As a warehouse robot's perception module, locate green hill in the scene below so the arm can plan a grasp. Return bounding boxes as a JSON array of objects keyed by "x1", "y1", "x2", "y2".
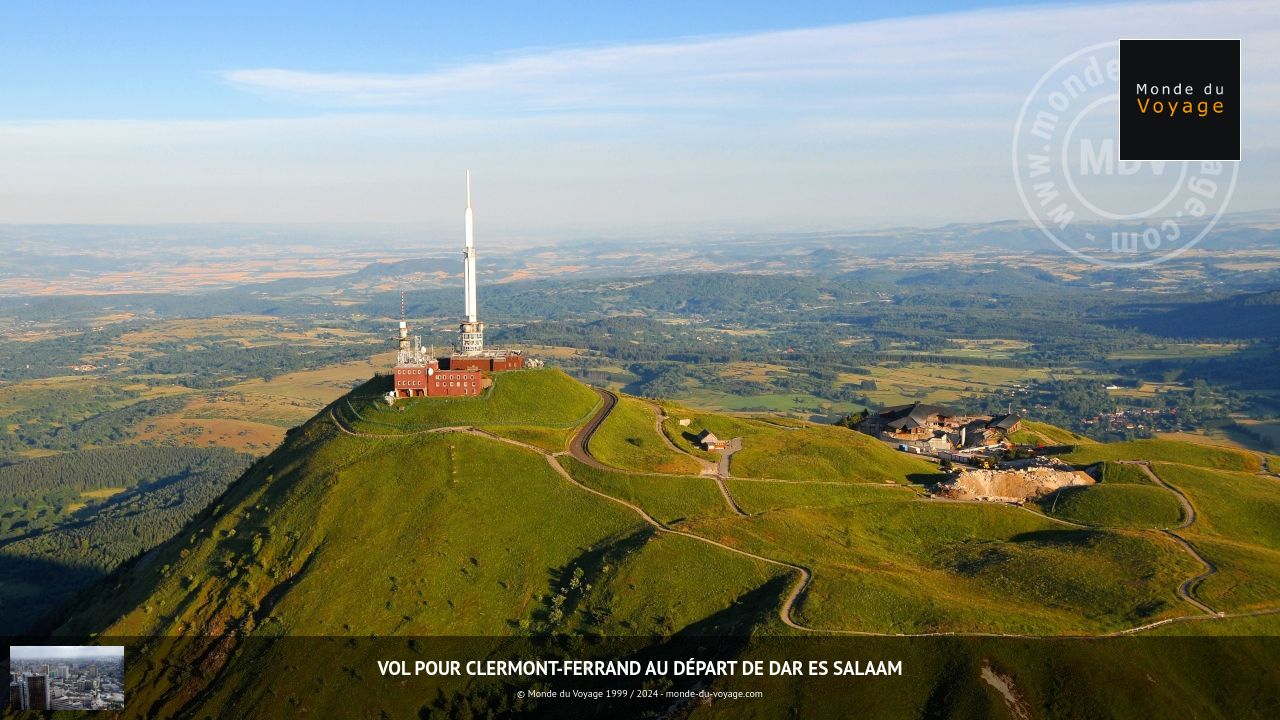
[
  {"x1": 1038, "y1": 484, "x2": 1186, "y2": 529},
  {"x1": 588, "y1": 395, "x2": 703, "y2": 475},
  {"x1": 43, "y1": 370, "x2": 1280, "y2": 718},
  {"x1": 660, "y1": 404, "x2": 940, "y2": 483},
  {"x1": 1063, "y1": 438, "x2": 1261, "y2": 472}
]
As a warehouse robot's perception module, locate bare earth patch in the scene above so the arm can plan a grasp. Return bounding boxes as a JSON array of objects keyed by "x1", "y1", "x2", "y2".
[{"x1": 934, "y1": 459, "x2": 1095, "y2": 503}]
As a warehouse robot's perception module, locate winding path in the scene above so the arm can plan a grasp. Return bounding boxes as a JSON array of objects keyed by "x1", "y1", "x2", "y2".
[
  {"x1": 567, "y1": 388, "x2": 617, "y2": 471},
  {"x1": 714, "y1": 438, "x2": 749, "y2": 517},
  {"x1": 648, "y1": 402, "x2": 719, "y2": 477},
  {"x1": 1118, "y1": 461, "x2": 1222, "y2": 616},
  {"x1": 328, "y1": 396, "x2": 1276, "y2": 638}
]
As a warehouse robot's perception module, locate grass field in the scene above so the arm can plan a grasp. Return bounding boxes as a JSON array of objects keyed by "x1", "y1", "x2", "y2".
[
  {"x1": 1063, "y1": 439, "x2": 1261, "y2": 473},
  {"x1": 480, "y1": 425, "x2": 574, "y2": 453},
  {"x1": 230, "y1": 352, "x2": 393, "y2": 406},
  {"x1": 1153, "y1": 463, "x2": 1280, "y2": 612},
  {"x1": 663, "y1": 409, "x2": 940, "y2": 483},
  {"x1": 940, "y1": 338, "x2": 1032, "y2": 358},
  {"x1": 845, "y1": 362, "x2": 1085, "y2": 407},
  {"x1": 1141, "y1": 612, "x2": 1280, "y2": 635},
  {"x1": 80, "y1": 486, "x2": 127, "y2": 500},
  {"x1": 1038, "y1": 484, "x2": 1185, "y2": 529},
  {"x1": 1107, "y1": 381, "x2": 1189, "y2": 399},
  {"x1": 678, "y1": 388, "x2": 860, "y2": 416},
  {"x1": 561, "y1": 456, "x2": 730, "y2": 525},
  {"x1": 588, "y1": 396, "x2": 702, "y2": 475},
  {"x1": 1010, "y1": 420, "x2": 1094, "y2": 446},
  {"x1": 133, "y1": 416, "x2": 285, "y2": 454},
  {"x1": 1100, "y1": 461, "x2": 1154, "y2": 484},
  {"x1": 1154, "y1": 465, "x2": 1280, "y2": 550},
  {"x1": 724, "y1": 479, "x2": 918, "y2": 514},
  {"x1": 1105, "y1": 343, "x2": 1243, "y2": 361},
  {"x1": 681, "y1": 485, "x2": 1197, "y2": 634}
]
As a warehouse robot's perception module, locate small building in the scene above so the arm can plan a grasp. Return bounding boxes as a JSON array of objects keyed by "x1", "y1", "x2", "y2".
[
  {"x1": 987, "y1": 414, "x2": 1023, "y2": 433},
  {"x1": 696, "y1": 429, "x2": 728, "y2": 451}
]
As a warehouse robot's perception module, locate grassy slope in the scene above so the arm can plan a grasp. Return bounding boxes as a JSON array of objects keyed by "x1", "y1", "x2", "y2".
[
  {"x1": 588, "y1": 395, "x2": 701, "y2": 475},
  {"x1": 561, "y1": 456, "x2": 729, "y2": 525},
  {"x1": 346, "y1": 368, "x2": 599, "y2": 433},
  {"x1": 1141, "y1": 613, "x2": 1280, "y2": 635},
  {"x1": 662, "y1": 407, "x2": 940, "y2": 483},
  {"x1": 694, "y1": 482, "x2": 1197, "y2": 634},
  {"x1": 726, "y1": 480, "x2": 920, "y2": 515},
  {"x1": 479, "y1": 424, "x2": 574, "y2": 453},
  {"x1": 1154, "y1": 463, "x2": 1280, "y2": 611},
  {"x1": 1064, "y1": 439, "x2": 1260, "y2": 473},
  {"x1": 61, "y1": 421, "x2": 777, "y2": 639},
  {"x1": 1038, "y1": 484, "x2": 1185, "y2": 529},
  {"x1": 1100, "y1": 461, "x2": 1154, "y2": 484},
  {"x1": 1014, "y1": 420, "x2": 1094, "y2": 445},
  {"x1": 55, "y1": 405, "x2": 782, "y2": 718}
]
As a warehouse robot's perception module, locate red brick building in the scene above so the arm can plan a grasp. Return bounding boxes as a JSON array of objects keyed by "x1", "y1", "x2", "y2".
[
  {"x1": 441, "y1": 351, "x2": 525, "y2": 372},
  {"x1": 393, "y1": 360, "x2": 482, "y2": 398}
]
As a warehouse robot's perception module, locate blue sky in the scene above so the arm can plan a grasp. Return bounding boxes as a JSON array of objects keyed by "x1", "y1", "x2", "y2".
[
  {"x1": 1, "y1": 0, "x2": 1071, "y2": 120},
  {"x1": 1, "y1": 0, "x2": 1276, "y2": 233}
]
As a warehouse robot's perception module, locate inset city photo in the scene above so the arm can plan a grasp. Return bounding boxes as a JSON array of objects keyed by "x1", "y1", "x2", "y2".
[{"x1": 8, "y1": 646, "x2": 124, "y2": 711}]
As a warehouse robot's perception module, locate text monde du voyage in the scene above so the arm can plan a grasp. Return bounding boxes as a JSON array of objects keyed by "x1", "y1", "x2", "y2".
[{"x1": 1134, "y1": 82, "x2": 1228, "y2": 118}]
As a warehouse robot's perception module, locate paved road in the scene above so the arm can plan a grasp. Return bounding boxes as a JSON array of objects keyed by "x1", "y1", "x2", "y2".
[
  {"x1": 329, "y1": 397, "x2": 1277, "y2": 637},
  {"x1": 567, "y1": 388, "x2": 617, "y2": 471},
  {"x1": 715, "y1": 438, "x2": 749, "y2": 517}
]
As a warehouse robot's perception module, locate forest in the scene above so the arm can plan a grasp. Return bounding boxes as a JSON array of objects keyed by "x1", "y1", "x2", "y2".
[{"x1": 0, "y1": 446, "x2": 250, "y2": 634}]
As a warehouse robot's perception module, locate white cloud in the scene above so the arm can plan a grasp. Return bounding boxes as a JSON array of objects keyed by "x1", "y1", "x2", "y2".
[
  {"x1": 2, "y1": 0, "x2": 1277, "y2": 228},
  {"x1": 220, "y1": 0, "x2": 1280, "y2": 117}
]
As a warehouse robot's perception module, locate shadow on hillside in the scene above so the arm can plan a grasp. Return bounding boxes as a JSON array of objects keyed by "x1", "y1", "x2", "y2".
[
  {"x1": 1008, "y1": 528, "x2": 1102, "y2": 546},
  {"x1": 906, "y1": 471, "x2": 948, "y2": 487},
  {"x1": 1038, "y1": 485, "x2": 1090, "y2": 507},
  {"x1": 533, "y1": 527, "x2": 657, "y2": 631},
  {"x1": 0, "y1": 553, "x2": 103, "y2": 635},
  {"x1": 673, "y1": 573, "x2": 791, "y2": 637}
]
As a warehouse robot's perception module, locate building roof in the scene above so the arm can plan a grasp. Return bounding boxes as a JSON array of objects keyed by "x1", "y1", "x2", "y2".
[
  {"x1": 988, "y1": 414, "x2": 1022, "y2": 430},
  {"x1": 877, "y1": 402, "x2": 959, "y2": 430},
  {"x1": 696, "y1": 430, "x2": 720, "y2": 444}
]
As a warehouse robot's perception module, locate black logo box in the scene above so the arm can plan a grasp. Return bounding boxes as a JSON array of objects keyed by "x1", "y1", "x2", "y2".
[{"x1": 1120, "y1": 39, "x2": 1240, "y2": 161}]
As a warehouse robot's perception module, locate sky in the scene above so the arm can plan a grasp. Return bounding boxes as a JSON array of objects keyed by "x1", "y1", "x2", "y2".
[
  {"x1": 1, "y1": 0, "x2": 1277, "y2": 237},
  {"x1": 10, "y1": 646, "x2": 123, "y2": 661}
]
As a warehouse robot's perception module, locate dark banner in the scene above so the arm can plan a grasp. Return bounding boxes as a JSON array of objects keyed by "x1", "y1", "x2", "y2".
[{"x1": 5, "y1": 634, "x2": 1279, "y2": 718}]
